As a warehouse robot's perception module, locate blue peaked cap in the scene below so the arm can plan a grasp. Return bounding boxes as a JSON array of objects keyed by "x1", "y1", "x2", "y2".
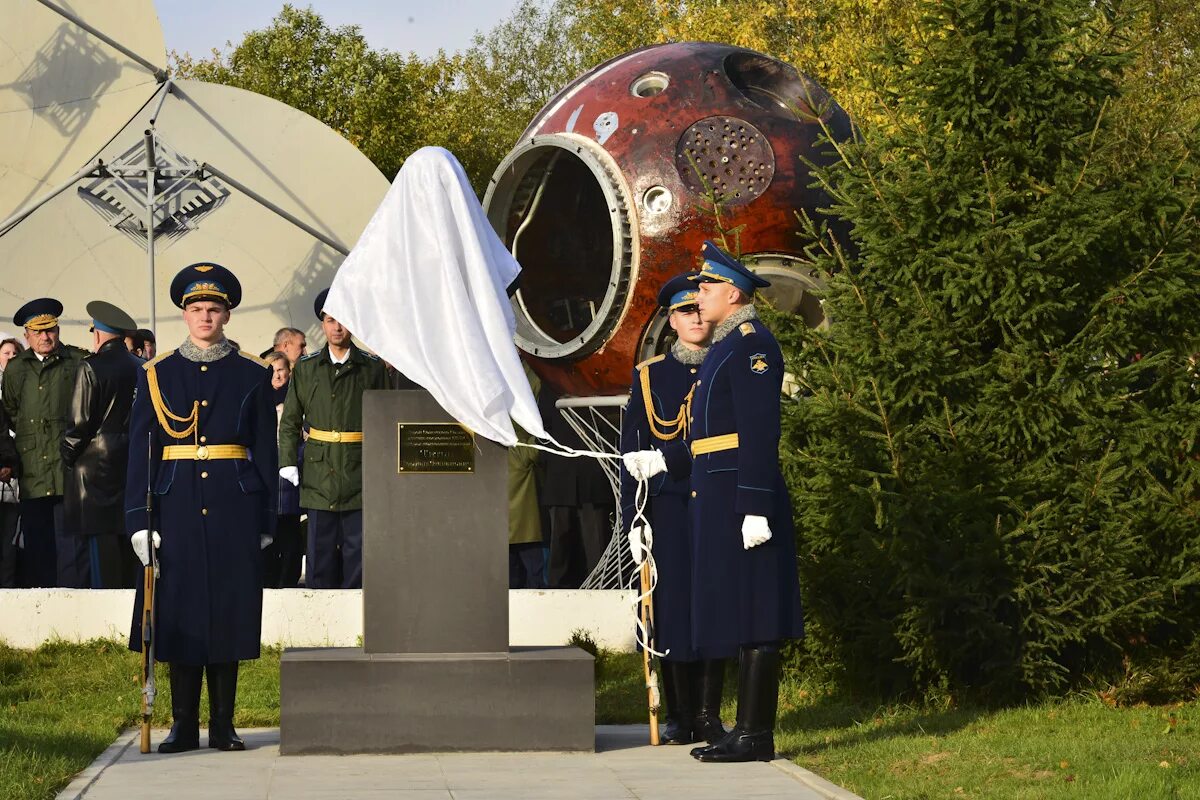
[
  {"x1": 169, "y1": 262, "x2": 242, "y2": 309},
  {"x1": 692, "y1": 240, "x2": 770, "y2": 294},
  {"x1": 656, "y1": 272, "x2": 701, "y2": 310}
]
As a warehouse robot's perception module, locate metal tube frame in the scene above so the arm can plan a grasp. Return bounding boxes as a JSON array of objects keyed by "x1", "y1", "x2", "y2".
[
  {"x1": 143, "y1": 130, "x2": 157, "y2": 337},
  {"x1": 200, "y1": 162, "x2": 351, "y2": 256},
  {"x1": 0, "y1": 160, "x2": 106, "y2": 237}
]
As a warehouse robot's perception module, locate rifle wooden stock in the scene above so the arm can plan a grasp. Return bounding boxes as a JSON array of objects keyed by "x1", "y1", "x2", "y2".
[
  {"x1": 139, "y1": 431, "x2": 157, "y2": 754},
  {"x1": 139, "y1": 561, "x2": 155, "y2": 753},
  {"x1": 640, "y1": 560, "x2": 660, "y2": 745}
]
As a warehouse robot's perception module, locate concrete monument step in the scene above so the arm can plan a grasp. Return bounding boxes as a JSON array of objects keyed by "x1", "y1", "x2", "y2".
[{"x1": 57, "y1": 726, "x2": 864, "y2": 800}]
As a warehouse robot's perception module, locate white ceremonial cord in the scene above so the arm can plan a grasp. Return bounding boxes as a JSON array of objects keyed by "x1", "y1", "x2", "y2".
[
  {"x1": 521, "y1": 435, "x2": 621, "y2": 460},
  {"x1": 630, "y1": 476, "x2": 669, "y2": 659},
  {"x1": 513, "y1": 435, "x2": 663, "y2": 659}
]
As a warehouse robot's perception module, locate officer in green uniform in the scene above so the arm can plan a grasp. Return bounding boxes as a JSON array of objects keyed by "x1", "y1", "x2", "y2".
[
  {"x1": 2, "y1": 298, "x2": 89, "y2": 587},
  {"x1": 278, "y1": 288, "x2": 387, "y2": 588}
]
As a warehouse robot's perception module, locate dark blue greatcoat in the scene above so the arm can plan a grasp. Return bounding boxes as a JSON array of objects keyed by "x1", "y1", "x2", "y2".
[
  {"x1": 664, "y1": 316, "x2": 804, "y2": 651},
  {"x1": 125, "y1": 347, "x2": 277, "y2": 665},
  {"x1": 620, "y1": 350, "x2": 716, "y2": 662}
]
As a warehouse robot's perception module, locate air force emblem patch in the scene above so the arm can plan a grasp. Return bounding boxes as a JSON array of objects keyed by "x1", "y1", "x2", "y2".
[{"x1": 750, "y1": 353, "x2": 769, "y2": 375}]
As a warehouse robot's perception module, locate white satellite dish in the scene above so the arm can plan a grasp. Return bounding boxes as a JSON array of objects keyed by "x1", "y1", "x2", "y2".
[
  {"x1": 0, "y1": 2, "x2": 389, "y2": 353},
  {"x1": 0, "y1": 0, "x2": 166, "y2": 221}
]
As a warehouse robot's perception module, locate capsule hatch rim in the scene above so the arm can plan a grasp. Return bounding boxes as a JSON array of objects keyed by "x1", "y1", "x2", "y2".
[{"x1": 483, "y1": 132, "x2": 637, "y2": 361}]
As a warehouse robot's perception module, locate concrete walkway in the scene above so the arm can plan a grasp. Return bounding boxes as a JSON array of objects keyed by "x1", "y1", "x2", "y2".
[{"x1": 58, "y1": 727, "x2": 862, "y2": 800}]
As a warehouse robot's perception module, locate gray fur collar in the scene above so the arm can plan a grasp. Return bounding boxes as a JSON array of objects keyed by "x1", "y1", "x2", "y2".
[
  {"x1": 712, "y1": 305, "x2": 758, "y2": 343},
  {"x1": 671, "y1": 339, "x2": 708, "y2": 365},
  {"x1": 178, "y1": 337, "x2": 233, "y2": 363}
]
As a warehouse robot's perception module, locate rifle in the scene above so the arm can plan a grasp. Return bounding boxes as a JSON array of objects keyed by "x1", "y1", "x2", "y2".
[
  {"x1": 639, "y1": 556, "x2": 661, "y2": 745},
  {"x1": 139, "y1": 432, "x2": 157, "y2": 754}
]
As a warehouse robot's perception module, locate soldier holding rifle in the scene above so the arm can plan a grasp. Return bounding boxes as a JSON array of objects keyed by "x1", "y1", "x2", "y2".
[
  {"x1": 624, "y1": 242, "x2": 804, "y2": 763},
  {"x1": 126, "y1": 263, "x2": 277, "y2": 753},
  {"x1": 619, "y1": 273, "x2": 730, "y2": 746}
]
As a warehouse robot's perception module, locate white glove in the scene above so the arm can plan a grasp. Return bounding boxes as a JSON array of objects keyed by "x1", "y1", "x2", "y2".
[
  {"x1": 627, "y1": 524, "x2": 653, "y2": 565},
  {"x1": 279, "y1": 466, "x2": 300, "y2": 486},
  {"x1": 622, "y1": 449, "x2": 667, "y2": 481},
  {"x1": 260, "y1": 534, "x2": 273, "y2": 550},
  {"x1": 130, "y1": 529, "x2": 161, "y2": 566},
  {"x1": 741, "y1": 515, "x2": 772, "y2": 550}
]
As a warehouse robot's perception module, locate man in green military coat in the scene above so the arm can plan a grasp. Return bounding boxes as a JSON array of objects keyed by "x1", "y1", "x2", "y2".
[
  {"x1": 278, "y1": 289, "x2": 387, "y2": 588},
  {"x1": 1, "y1": 298, "x2": 89, "y2": 587}
]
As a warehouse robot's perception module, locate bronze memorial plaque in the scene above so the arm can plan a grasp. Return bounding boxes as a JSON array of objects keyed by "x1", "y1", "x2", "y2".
[{"x1": 397, "y1": 423, "x2": 475, "y2": 473}]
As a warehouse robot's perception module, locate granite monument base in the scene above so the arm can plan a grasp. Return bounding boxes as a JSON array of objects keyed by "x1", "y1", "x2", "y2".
[
  {"x1": 279, "y1": 391, "x2": 596, "y2": 754},
  {"x1": 279, "y1": 645, "x2": 594, "y2": 754}
]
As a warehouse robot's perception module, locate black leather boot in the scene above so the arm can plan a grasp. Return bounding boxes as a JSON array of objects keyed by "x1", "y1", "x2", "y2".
[
  {"x1": 691, "y1": 659, "x2": 727, "y2": 744},
  {"x1": 158, "y1": 663, "x2": 202, "y2": 753},
  {"x1": 692, "y1": 651, "x2": 748, "y2": 758},
  {"x1": 659, "y1": 660, "x2": 696, "y2": 744},
  {"x1": 695, "y1": 645, "x2": 780, "y2": 763},
  {"x1": 206, "y1": 662, "x2": 246, "y2": 751}
]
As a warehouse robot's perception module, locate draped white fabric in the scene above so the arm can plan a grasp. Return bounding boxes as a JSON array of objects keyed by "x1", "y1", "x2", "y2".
[{"x1": 323, "y1": 146, "x2": 548, "y2": 446}]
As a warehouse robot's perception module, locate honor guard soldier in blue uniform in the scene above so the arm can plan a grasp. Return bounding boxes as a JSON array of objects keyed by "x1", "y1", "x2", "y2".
[
  {"x1": 278, "y1": 288, "x2": 387, "y2": 589},
  {"x1": 624, "y1": 241, "x2": 804, "y2": 763},
  {"x1": 2, "y1": 298, "x2": 89, "y2": 587},
  {"x1": 126, "y1": 263, "x2": 277, "y2": 753},
  {"x1": 619, "y1": 274, "x2": 731, "y2": 746}
]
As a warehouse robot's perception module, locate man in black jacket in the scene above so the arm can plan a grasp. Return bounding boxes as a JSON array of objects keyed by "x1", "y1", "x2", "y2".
[{"x1": 61, "y1": 302, "x2": 143, "y2": 588}]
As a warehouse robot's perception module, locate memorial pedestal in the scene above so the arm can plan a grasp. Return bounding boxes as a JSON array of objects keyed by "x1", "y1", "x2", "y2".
[{"x1": 279, "y1": 391, "x2": 595, "y2": 754}]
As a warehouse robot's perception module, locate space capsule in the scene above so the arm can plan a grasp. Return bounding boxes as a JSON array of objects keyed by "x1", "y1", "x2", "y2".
[{"x1": 483, "y1": 41, "x2": 852, "y2": 397}]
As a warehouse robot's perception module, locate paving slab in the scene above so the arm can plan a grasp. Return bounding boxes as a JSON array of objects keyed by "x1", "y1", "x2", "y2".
[{"x1": 58, "y1": 726, "x2": 864, "y2": 800}]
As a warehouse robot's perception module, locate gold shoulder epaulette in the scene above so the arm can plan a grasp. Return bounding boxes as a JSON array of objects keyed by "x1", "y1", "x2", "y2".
[
  {"x1": 635, "y1": 354, "x2": 666, "y2": 370},
  {"x1": 739, "y1": 322, "x2": 756, "y2": 336},
  {"x1": 141, "y1": 349, "x2": 175, "y2": 370},
  {"x1": 238, "y1": 350, "x2": 269, "y2": 368}
]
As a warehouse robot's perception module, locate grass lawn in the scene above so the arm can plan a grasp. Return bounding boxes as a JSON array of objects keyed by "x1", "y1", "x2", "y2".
[{"x1": 2, "y1": 640, "x2": 1196, "y2": 800}]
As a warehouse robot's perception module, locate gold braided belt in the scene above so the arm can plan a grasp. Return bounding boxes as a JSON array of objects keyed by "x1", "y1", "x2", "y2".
[
  {"x1": 162, "y1": 444, "x2": 249, "y2": 461},
  {"x1": 308, "y1": 428, "x2": 363, "y2": 443},
  {"x1": 691, "y1": 433, "x2": 739, "y2": 456}
]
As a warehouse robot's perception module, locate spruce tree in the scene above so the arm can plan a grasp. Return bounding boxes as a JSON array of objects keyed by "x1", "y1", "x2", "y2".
[{"x1": 781, "y1": 0, "x2": 1200, "y2": 699}]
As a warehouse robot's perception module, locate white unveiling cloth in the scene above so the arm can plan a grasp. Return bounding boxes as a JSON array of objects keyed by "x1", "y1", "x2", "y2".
[{"x1": 324, "y1": 146, "x2": 549, "y2": 447}]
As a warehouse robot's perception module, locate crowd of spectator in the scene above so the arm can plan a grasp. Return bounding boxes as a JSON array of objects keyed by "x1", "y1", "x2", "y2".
[{"x1": 1, "y1": 311, "x2": 612, "y2": 592}]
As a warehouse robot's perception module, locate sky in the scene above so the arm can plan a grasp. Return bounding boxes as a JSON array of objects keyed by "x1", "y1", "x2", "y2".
[{"x1": 155, "y1": 0, "x2": 526, "y2": 59}]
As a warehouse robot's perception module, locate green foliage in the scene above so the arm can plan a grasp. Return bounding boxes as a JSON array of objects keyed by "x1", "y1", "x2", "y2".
[
  {"x1": 170, "y1": 1, "x2": 578, "y2": 191},
  {"x1": 171, "y1": 5, "x2": 458, "y2": 181},
  {"x1": 782, "y1": 0, "x2": 1200, "y2": 700}
]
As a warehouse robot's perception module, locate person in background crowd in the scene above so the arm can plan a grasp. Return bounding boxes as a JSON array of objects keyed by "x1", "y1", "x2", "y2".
[
  {"x1": 619, "y1": 273, "x2": 729, "y2": 747},
  {"x1": 138, "y1": 329, "x2": 156, "y2": 360},
  {"x1": 125, "y1": 328, "x2": 156, "y2": 360},
  {"x1": 278, "y1": 289, "x2": 387, "y2": 589},
  {"x1": 538, "y1": 387, "x2": 614, "y2": 589},
  {"x1": 126, "y1": 262, "x2": 276, "y2": 753},
  {"x1": 0, "y1": 337, "x2": 23, "y2": 377},
  {"x1": 0, "y1": 400, "x2": 18, "y2": 588},
  {"x1": 61, "y1": 301, "x2": 143, "y2": 589},
  {"x1": 0, "y1": 336, "x2": 21, "y2": 587},
  {"x1": 509, "y1": 363, "x2": 545, "y2": 589},
  {"x1": 267, "y1": 327, "x2": 307, "y2": 367},
  {"x1": 2, "y1": 299, "x2": 89, "y2": 587},
  {"x1": 262, "y1": 351, "x2": 303, "y2": 589}
]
